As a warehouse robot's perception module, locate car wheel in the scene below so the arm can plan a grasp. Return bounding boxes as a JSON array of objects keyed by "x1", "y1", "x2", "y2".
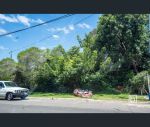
[{"x1": 7, "y1": 93, "x2": 13, "y2": 101}]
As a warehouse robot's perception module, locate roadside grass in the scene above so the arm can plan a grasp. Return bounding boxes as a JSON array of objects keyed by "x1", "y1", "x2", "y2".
[
  {"x1": 92, "y1": 93, "x2": 147, "y2": 101},
  {"x1": 30, "y1": 92, "x2": 148, "y2": 102},
  {"x1": 30, "y1": 92, "x2": 75, "y2": 98}
]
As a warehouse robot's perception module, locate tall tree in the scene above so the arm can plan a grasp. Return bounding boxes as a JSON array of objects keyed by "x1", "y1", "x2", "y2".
[
  {"x1": 16, "y1": 47, "x2": 45, "y2": 89},
  {"x1": 96, "y1": 14, "x2": 150, "y2": 73},
  {"x1": 0, "y1": 58, "x2": 16, "y2": 80}
]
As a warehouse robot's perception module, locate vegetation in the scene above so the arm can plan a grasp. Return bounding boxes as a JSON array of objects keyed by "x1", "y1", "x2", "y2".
[
  {"x1": 0, "y1": 14, "x2": 150, "y2": 95},
  {"x1": 30, "y1": 92, "x2": 147, "y2": 102}
]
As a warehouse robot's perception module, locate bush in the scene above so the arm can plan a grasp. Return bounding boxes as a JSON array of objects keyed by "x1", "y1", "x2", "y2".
[
  {"x1": 81, "y1": 72, "x2": 110, "y2": 92},
  {"x1": 130, "y1": 71, "x2": 149, "y2": 94},
  {"x1": 98, "y1": 87, "x2": 121, "y2": 94}
]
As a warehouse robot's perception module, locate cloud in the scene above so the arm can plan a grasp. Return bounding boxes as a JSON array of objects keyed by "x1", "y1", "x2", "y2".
[
  {"x1": 77, "y1": 23, "x2": 90, "y2": 29},
  {"x1": 0, "y1": 28, "x2": 18, "y2": 42},
  {"x1": 48, "y1": 27, "x2": 69, "y2": 34},
  {"x1": 31, "y1": 19, "x2": 44, "y2": 24},
  {"x1": 48, "y1": 24, "x2": 75, "y2": 34},
  {"x1": 0, "y1": 28, "x2": 7, "y2": 34},
  {"x1": 48, "y1": 28, "x2": 56, "y2": 32},
  {"x1": 0, "y1": 14, "x2": 44, "y2": 27},
  {"x1": 0, "y1": 14, "x2": 18, "y2": 23},
  {"x1": 57, "y1": 27, "x2": 70, "y2": 34},
  {"x1": 17, "y1": 15, "x2": 31, "y2": 27},
  {"x1": 17, "y1": 15, "x2": 44, "y2": 26},
  {"x1": 40, "y1": 46, "x2": 47, "y2": 50},
  {"x1": 68, "y1": 25, "x2": 75, "y2": 31},
  {"x1": 52, "y1": 34, "x2": 60, "y2": 39},
  {"x1": 0, "y1": 28, "x2": 12, "y2": 38},
  {"x1": 0, "y1": 45, "x2": 8, "y2": 50}
]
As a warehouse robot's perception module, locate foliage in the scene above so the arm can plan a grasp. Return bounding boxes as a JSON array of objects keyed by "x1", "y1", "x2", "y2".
[
  {"x1": 96, "y1": 14, "x2": 150, "y2": 73},
  {"x1": 15, "y1": 47, "x2": 45, "y2": 89},
  {"x1": 130, "y1": 71, "x2": 149, "y2": 93},
  {"x1": 0, "y1": 58, "x2": 16, "y2": 80}
]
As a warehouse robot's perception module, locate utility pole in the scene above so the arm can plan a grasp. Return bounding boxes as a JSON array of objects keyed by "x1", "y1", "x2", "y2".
[
  {"x1": 147, "y1": 14, "x2": 150, "y2": 100},
  {"x1": 147, "y1": 73, "x2": 150, "y2": 101},
  {"x1": 147, "y1": 74, "x2": 150, "y2": 92},
  {"x1": 147, "y1": 14, "x2": 150, "y2": 93},
  {"x1": 149, "y1": 14, "x2": 150, "y2": 53},
  {"x1": 9, "y1": 51, "x2": 13, "y2": 59}
]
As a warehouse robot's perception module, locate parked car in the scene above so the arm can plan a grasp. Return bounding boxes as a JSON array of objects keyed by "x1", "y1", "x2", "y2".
[{"x1": 0, "y1": 81, "x2": 29, "y2": 101}]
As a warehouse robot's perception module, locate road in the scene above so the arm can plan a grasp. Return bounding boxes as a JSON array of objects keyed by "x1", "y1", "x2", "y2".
[{"x1": 0, "y1": 97, "x2": 150, "y2": 113}]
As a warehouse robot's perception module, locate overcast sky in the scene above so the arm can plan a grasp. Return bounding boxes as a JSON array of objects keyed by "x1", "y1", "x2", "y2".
[{"x1": 0, "y1": 14, "x2": 100, "y2": 61}]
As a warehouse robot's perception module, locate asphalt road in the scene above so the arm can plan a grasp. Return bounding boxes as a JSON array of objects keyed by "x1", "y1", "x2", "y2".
[{"x1": 0, "y1": 97, "x2": 150, "y2": 113}]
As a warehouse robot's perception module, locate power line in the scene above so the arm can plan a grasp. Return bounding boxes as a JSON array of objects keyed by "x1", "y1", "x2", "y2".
[
  {"x1": 74, "y1": 14, "x2": 93, "y2": 25},
  {"x1": 10, "y1": 14, "x2": 94, "y2": 54},
  {"x1": 0, "y1": 14, "x2": 74, "y2": 38},
  {"x1": 9, "y1": 14, "x2": 94, "y2": 58}
]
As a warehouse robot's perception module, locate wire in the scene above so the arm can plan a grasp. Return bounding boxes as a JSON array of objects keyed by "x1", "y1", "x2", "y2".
[
  {"x1": 9, "y1": 14, "x2": 94, "y2": 54},
  {"x1": 0, "y1": 14, "x2": 74, "y2": 38},
  {"x1": 74, "y1": 14, "x2": 93, "y2": 25}
]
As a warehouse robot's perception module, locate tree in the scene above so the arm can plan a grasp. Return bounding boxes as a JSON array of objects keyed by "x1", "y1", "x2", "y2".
[
  {"x1": 15, "y1": 47, "x2": 45, "y2": 89},
  {"x1": 0, "y1": 58, "x2": 16, "y2": 80},
  {"x1": 130, "y1": 71, "x2": 149, "y2": 94},
  {"x1": 58, "y1": 46, "x2": 83, "y2": 92},
  {"x1": 77, "y1": 31, "x2": 112, "y2": 91},
  {"x1": 33, "y1": 45, "x2": 66, "y2": 92},
  {"x1": 96, "y1": 14, "x2": 150, "y2": 73},
  {"x1": 95, "y1": 14, "x2": 150, "y2": 87},
  {"x1": 33, "y1": 62, "x2": 57, "y2": 92}
]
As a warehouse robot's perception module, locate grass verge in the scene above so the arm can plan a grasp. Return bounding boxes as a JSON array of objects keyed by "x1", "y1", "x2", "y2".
[{"x1": 30, "y1": 92, "x2": 148, "y2": 102}]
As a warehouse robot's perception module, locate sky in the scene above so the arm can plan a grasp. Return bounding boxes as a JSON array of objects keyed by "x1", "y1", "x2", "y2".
[{"x1": 0, "y1": 14, "x2": 100, "y2": 61}]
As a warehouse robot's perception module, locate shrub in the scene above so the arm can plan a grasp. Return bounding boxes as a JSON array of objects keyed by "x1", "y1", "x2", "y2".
[{"x1": 130, "y1": 71, "x2": 149, "y2": 94}]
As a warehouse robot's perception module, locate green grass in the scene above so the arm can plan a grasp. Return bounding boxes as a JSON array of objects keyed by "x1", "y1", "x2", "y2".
[
  {"x1": 30, "y1": 92, "x2": 75, "y2": 98},
  {"x1": 92, "y1": 93, "x2": 147, "y2": 101},
  {"x1": 30, "y1": 92, "x2": 148, "y2": 102}
]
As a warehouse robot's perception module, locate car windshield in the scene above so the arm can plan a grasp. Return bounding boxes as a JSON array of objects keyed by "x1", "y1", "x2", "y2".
[{"x1": 4, "y1": 82, "x2": 17, "y2": 87}]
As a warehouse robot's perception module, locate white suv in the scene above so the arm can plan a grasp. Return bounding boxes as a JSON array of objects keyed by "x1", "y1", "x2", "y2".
[{"x1": 0, "y1": 81, "x2": 29, "y2": 101}]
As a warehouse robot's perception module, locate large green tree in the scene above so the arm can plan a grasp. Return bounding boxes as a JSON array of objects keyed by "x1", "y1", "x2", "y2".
[
  {"x1": 0, "y1": 58, "x2": 16, "y2": 80},
  {"x1": 95, "y1": 14, "x2": 150, "y2": 87},
  {"x1": 15, "y1": 47, "x2": 45, "y2": 89},
  {"x1": 96, "y1": 14, "x2": 150, "y2": 73}
]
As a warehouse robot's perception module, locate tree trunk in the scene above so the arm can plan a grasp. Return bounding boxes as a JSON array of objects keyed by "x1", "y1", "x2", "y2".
[{"x1": 132, "y1": 60, "x2": 138, "y2": 73}]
